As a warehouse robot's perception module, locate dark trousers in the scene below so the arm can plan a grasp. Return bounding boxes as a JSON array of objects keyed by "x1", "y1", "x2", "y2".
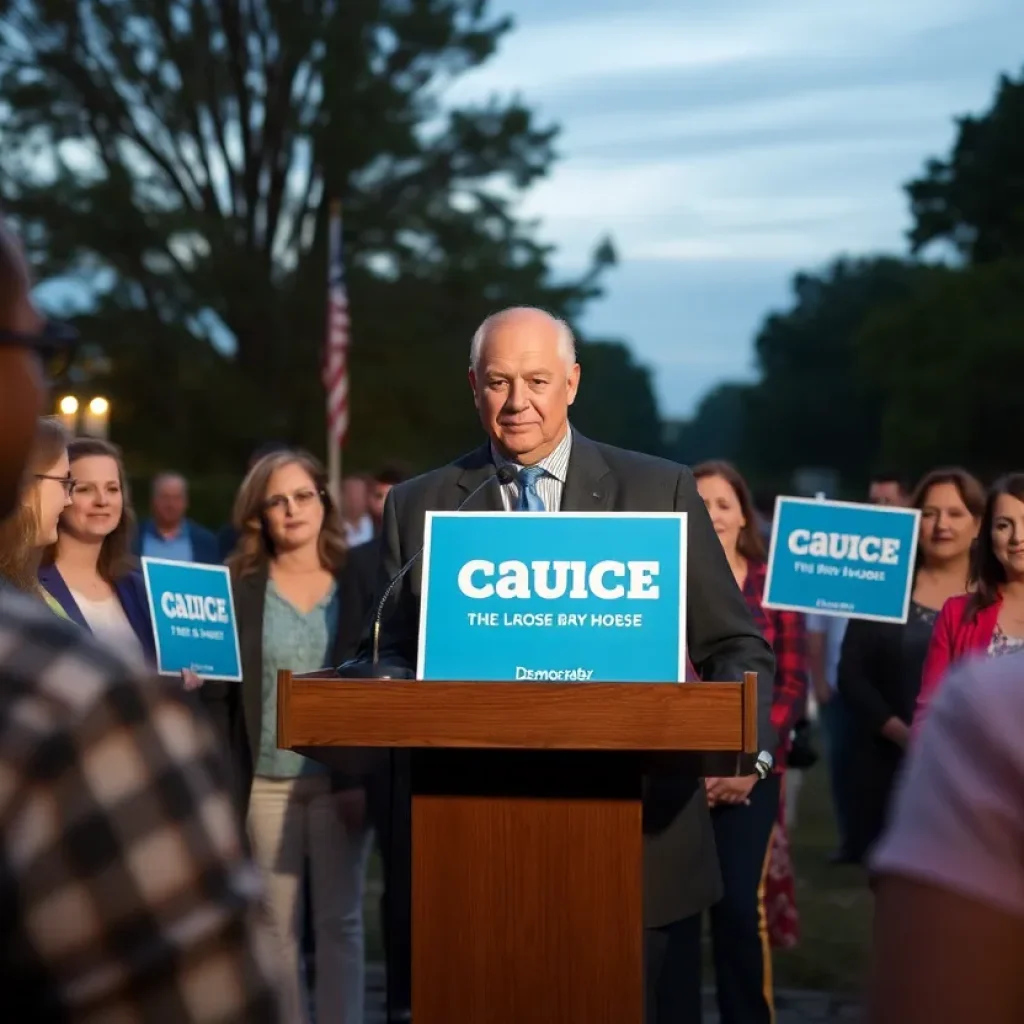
[
  {"x1": 368, "y1": 751, "x2": 412, "y2": 1016},
  {"x1": 848, "y1": 740, "x2": 904, "y2": 863},
  {"x1": 707, "y1": 772, "x2": 781, "y2": 1024},
  {"x1": 820, "y1": 693, "x2": 856, "y2": 856},
  {"x1": 645, "y1": 913, "x2": 702, "y2": 1024}
]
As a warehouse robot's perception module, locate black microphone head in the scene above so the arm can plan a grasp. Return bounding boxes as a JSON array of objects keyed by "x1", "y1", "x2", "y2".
[{"x1": 496, "y1": 465, "x2": 518, "y2": 486}]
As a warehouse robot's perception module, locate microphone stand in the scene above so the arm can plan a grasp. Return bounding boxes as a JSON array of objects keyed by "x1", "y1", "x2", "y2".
[{"x1": 331, "y1": 462, "x2": 515, "y2": 1023}]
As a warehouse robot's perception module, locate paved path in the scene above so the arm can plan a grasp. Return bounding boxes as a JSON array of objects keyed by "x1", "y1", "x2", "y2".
[{"x1": 362, "y1": 964, "x2": 861, "y2": 1022}]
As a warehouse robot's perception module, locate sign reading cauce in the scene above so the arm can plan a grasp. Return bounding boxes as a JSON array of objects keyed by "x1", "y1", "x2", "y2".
[
  {"x1": 142, "y1": 557, "x2": 242, "y2": 680},
  {"x1": 417, "y1": 512, "x2": 687, "y2": 682},
  {"x1": 763, "y1": 496, "x2": 920, "y2": 623}
]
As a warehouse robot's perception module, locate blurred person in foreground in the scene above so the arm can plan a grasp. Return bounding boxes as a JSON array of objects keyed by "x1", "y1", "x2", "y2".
[
  {"x1": 0, "y1": 218, "x2": 281, "y2": 1020},
  {"x1": 366, "y1": 306, "x2": 777, "y2": 1024},
  {"x1": 0, "y1": 416, "x2": 73, "y2": 614},
  {"x1": 39, "y1": 437, "x2": 156, "y2": 662},
  {"x1": 867, "y1": 652, "x2": 1024, "y2": 1023}
]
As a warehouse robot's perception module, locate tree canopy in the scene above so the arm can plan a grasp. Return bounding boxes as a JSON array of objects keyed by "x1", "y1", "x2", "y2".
[
  {"x1": 856, "y1": 259, "x2": 1024, "y2": 481},
  {"x1": 733, "y1": 257, "x2": 925, "y2": 492},
  {"x1": 906, "y1": 69, "x2": 1024, "y2": 264},
  {"x1": 0, "y1": 0, "x2": 659, "y2": 474},
  {"x1": 678, "y1": 63, "x2": 1024, "y2": 493}
]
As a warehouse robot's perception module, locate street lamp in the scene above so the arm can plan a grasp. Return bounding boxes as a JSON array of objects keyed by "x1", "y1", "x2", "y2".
[
  {"x1": 82, "y1": 396, "x2": 111, "y2": 439},
  {"x1": 56, "y1": 395, "x2": 79, "y2": 433}
]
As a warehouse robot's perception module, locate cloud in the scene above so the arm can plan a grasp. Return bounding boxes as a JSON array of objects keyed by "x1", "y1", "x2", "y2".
[
  {"x1": 447, "y1": 0, "x2": 998, "y2": 101},
  {"x1": 444, "y1": 0, "x2": 1024, "y2": 416},
  {"x1": 512, "y1": 135, "x2": 913, "y2": 265}
]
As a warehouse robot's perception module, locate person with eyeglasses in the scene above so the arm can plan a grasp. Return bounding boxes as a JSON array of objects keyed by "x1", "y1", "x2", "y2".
[
  {"x1": 0, "y1": 416, "x2": 74, "y2": 614},
  {"x1": 0, "y1": 216, "x2": 283, "y2": 1019},
  {"x1": 37, "y1": 437, "x2": 156, "y2": 664},
  {"x1": 194, "y1": 446, "x2": 368, "y2": 1024}
]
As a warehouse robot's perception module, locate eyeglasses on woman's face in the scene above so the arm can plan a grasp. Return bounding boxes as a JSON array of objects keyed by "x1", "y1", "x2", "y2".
[
  {"x1": 263, "y1": 488, "x2": 321, "y2": 515},
  {"x1": 35, "y1": 472, "x2": 77, "y2": 496}
]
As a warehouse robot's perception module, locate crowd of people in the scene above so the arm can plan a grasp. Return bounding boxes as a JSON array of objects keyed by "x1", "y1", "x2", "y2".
[{"x1": 1, "y1": 206, "x2": 1023, "y2": 1024}]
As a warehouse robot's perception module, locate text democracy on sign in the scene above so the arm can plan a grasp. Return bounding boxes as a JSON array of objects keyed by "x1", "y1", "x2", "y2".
[
  {"x1": 457, "y1": 559, "x2": 660, "y2": 600},
  {"x1": 160, "y1": 591, "x2": 231, "y2": 624},
  {"x1": 786, "y1": 529, "x2": 900, "y2": 565}
]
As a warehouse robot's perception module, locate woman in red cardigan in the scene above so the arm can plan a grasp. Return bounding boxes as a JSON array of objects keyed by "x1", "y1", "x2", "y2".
[{"x1": 915, "y1": 473, "x2": 1024, "y2": 728}]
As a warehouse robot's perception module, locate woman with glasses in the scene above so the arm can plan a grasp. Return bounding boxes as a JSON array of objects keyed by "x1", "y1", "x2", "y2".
[
  {"x1": 0, "y1": 417, "x2": 73, "y2": 612},
  {"x1": 198, "y1": 448, "x2": 370, "y2": 1024},
  {"x1": 38, "y1": 437, "x2": 155, "y2": 664}
]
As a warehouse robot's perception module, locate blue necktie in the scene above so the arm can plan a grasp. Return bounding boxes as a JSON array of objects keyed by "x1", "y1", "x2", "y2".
[{"x1": 517, "y1": 465, "x2": 546, "y2": 512}]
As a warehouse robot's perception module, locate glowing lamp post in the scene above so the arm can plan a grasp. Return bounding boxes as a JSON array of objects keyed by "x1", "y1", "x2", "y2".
[
  {"x1": 82, "y1": 396, "x2": 111, "y2": 439},
  {"x1": 56, "y1": 395, "x2": 79, "y2": 433}
]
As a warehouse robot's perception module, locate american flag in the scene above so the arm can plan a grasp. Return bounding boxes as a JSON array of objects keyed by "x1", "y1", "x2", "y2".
[{"x1": 323, "y1": 201, "x2": 350, "y2": 448}]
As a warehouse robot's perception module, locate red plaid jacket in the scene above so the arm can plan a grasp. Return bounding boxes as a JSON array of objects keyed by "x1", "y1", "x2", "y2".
[{"x1": 743, "y1": 560, "x2": 808, "y2": 768}]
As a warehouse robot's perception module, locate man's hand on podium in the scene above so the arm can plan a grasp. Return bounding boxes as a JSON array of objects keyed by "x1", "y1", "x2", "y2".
[{"x1": 705, "y1": 775, "x2": 757, "y2": 808}]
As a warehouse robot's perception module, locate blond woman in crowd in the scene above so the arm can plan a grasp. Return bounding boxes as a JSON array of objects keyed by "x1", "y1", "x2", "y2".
[{"x1": 0, "y1": 417, "x2": 73, "y2": 613}]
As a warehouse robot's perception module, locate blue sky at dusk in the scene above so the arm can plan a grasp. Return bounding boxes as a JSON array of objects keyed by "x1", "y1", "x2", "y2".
[{"x1": 448, "y1": 0, "x2": 1024, "y2": 419}]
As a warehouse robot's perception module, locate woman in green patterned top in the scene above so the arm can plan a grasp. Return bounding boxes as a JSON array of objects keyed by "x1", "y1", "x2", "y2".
[
  {"x1": 206, "y1": 448, "x2": 368, "y2": 1024},
  {"x1": 0, "y1": 416, "x2": 74, "y2": 614}
]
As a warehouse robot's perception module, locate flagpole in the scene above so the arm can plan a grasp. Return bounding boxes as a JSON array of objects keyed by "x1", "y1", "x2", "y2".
[{"x1": 326, "y1": 199, "x2": 343, "y2": 507}]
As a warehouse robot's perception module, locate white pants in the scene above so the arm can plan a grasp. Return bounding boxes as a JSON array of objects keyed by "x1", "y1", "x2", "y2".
[{"x1": 248, "y1": 774, "x2": 372, "y2": 1024}]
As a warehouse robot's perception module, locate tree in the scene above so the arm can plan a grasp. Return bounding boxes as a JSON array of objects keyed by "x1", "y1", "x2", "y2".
[
  {"x1": 663, "y1": 382, "x2": 751, "y2": 469},
  {"x1": 737, "y1": 257, "x2": 927, "y2": 488},
  {"x1": 571, "y1": 340, "x2": 663, "y2": 456},
  {"x1": 906, "y1": 67, "x2": 1024, "y2": 264},
  {"x1": 0, "y1": 0, "x2": 636, "y2": 473},
  {"x1": 855, "y1": 260, "x2": 1024, "y2": 480}
]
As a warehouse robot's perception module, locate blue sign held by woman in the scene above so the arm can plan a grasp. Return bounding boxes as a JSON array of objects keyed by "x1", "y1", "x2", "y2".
[
  {"x1": 142, "y1": 557, "x2": 242, "y2": 680},
  {"x1": 763, "y1": 497, "x2": 920, "y2": 623}
]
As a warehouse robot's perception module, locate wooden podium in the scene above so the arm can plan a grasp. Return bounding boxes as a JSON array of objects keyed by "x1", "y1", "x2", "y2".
[{"x1": 278, "y1": 672, "x2": 758, "y2": 1024}]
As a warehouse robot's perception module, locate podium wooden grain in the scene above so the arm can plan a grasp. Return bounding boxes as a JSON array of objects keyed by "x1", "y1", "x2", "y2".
[{"x1": 278, "y1": 674, "x2": 757, "y2": 1024}]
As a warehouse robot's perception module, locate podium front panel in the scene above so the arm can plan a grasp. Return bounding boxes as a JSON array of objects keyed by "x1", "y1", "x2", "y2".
[{"x1": 411, "y1": 750, "x2": 644, "y2": 1024}]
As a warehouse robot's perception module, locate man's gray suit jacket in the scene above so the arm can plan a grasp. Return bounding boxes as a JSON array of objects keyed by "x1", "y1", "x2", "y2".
[{"x1": 368, "y1": 429, "x2": 777, "y2": 926}]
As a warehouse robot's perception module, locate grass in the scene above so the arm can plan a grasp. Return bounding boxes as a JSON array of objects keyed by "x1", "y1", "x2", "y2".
[
  {"x1": 773, "y1": 761, "x2": 873, "y2": 993},
  {"x1": 362, "y1": 743, "x2": 873, "y2": 995}
]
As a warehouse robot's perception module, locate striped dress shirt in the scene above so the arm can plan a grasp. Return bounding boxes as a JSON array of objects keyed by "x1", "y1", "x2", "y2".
[{"x1": 490, "y1": 428, "x2": 573, "y2": 512}]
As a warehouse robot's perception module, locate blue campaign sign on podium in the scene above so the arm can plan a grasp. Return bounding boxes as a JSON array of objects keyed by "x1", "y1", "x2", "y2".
[
  {"x1": 417, "y1": 512, "x2": 688, "y2": 682},
  {"x1": 142, "y1": 558, "x2": 242, "y2": 680},
  {"x1": 763, "y1": 497, "x2": 920, "y2": 623}
]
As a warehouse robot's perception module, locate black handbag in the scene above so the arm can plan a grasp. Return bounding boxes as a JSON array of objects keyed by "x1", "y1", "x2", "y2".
[{"x1": 786, "y1": 717, "x2": 819, "y2": 770}]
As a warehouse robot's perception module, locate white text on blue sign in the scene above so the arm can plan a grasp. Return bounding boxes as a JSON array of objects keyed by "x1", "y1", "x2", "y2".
[{"x1": 787, "y1": 530, "x2": 901, "y2": 582}]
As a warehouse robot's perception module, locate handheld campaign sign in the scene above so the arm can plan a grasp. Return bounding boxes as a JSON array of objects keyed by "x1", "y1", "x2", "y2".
[
  {"x1": 763, "y1": 497, "x2": 920, "y2": 623},
  {"x1": 417, "y1": 512, "x2": 687, "y2": 682},
  {"x1": 142, "y1": 558, "x2": 242, "y2": 680}
]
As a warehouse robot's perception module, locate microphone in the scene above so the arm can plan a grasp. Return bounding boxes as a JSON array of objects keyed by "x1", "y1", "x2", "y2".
[{"x1": 369, "y1": 464, "x2": 517, "y2": 665}]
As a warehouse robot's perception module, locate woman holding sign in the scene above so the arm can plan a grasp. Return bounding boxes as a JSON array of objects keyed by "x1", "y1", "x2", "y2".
[
  {"x1": 38, "y1": 437, "x2": 156, "y2": 664},
  {"x1": 0, "y1": 416, "x2": 73, "y2": 612},
  {"x1": 215, "y1": 448, "x2": 368, "y2": 1024},
  {"x1": 839, "y1": 467, "x2": 983, "y2": 859},
  {"x1": 694, "y1": 461, "x2": 808, "y2": 1024}
]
